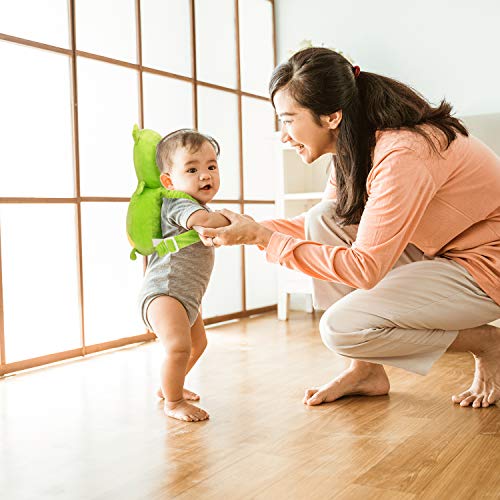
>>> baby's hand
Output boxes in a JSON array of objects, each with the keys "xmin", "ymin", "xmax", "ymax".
[{"xmin": 192, "ymin": 226, "xmax": 215, "ymax": 247}]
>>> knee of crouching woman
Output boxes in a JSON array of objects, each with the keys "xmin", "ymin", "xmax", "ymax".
[{"xmin": 319, "ymin": 304, "xmax": 358, "ymax": 356}]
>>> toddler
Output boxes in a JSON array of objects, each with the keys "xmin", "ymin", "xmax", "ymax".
[{"xmin": 138, "ymin": 129, "xmax": 229, "ymax": 422}]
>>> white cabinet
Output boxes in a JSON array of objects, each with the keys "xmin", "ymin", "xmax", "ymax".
[{"xmin": 272, "ymin": 133, "xmax": 332, "ymax": 320}]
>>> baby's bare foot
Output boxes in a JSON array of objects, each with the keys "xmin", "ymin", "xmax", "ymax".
[
  {"xmin": 303, "ymin": 362, "xmax": 390, "ymax": 406},
  {"xmin": 156, "ymin": 387, "xmax": 200, "ymax": 401},
  {"xmin": 164, "ymin": 399, "xmax": 209, "ymax": 422},
  {"xmin": 452, "ymin": 325, "xmax": 500, "ymax": 408}
]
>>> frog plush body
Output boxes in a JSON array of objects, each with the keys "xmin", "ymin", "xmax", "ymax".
[
  {"xmin": 127, "ymin": 125, "xmax": 167, "ymax": 260},
  {"xmin": 127, "ymin": 125, "xmax": 201, "ymax": 260}
]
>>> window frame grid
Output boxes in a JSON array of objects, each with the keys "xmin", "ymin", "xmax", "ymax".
[{"xmin": 0, "ymin": 0, "xmax": 277, "ymax": 376}]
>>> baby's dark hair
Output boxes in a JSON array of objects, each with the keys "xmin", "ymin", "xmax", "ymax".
[{"xmin": 155, "ymin": 128, "xmax": 220, "ymax": 173}]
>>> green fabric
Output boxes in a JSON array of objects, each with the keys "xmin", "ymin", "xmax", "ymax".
[
  {"xmin": 163, "ymin": 189, "xmax": 199, "ymax": 204},
  {"xmin": 155, "ymin": 229, "xmax": 201, "ymax": 257},
  {"xmin": 126, "ymin": 125, "xmax": 201, "ymax": 260}
]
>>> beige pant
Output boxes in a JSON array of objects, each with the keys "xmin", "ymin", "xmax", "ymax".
[{"xmin": 306, "ymin": 201, "xmax": 500, "ymax": 375}]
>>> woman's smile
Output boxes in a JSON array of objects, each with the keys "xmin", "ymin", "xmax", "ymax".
[{"xmin": 273, "ymin": 89, "xmax": 338, "ymax": 163}]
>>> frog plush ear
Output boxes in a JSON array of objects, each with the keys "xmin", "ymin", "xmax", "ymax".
[
  {"xmin": 126, "ymin": 125, "xmax": 166, "ymax": 260},
  {"xmin": 132, "ymin": 124, "xmax": 163, "ymax": 189}
]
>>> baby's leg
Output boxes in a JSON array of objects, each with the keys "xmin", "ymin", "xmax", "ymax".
[
  {"xmin": 184, "ymin": 313, "xmax": 208, "ymax": 400},
  {"xmin": 156, "ymin": 311, "xmax": 207, "ymax": 401},
  {"xmin": 147, "ymin": 296, "xmax": 209, "ymax": 422},
  {"xmin": 186, "ymin": 312, "xmax": 208, "ymax": 373}
]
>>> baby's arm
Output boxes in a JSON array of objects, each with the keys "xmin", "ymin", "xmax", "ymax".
[{"xmin": 186, "ymin": 209, "xmax": 230, "ymax": 229}]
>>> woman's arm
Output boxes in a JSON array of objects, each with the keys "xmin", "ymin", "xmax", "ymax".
[
  {"xmin": 259, "ymin": 214, "xmax": 305, "ymax": 239},
  {"xmin": 266, "ymin": 148, "xmax": 437, "ymax": 289}
]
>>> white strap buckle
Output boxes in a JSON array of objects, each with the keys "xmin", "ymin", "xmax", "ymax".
[
  {"xmin": 153, "ymin": 237, "xmax": 179, "ymax": 254},
  {"xmin": 166, "ymin": 237, "xmax": 180, "ymax": 253}
]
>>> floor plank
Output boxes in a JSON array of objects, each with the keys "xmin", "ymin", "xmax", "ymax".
[
  {"xmin": 0, "ymin": 311, "xmax": 498, "ymax": 499},
  {"xmin": 418, "ymin": 434, "xmax": 500, "ymax": 500}
]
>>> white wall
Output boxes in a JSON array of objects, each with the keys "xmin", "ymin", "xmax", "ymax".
[{"xmin": 275, "ymin": 0, "xmax": 500, "ymax": 116}]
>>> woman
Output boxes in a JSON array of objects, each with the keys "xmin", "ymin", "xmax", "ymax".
[{"xmin": 197, "ymin": 48, "xmax": 500, "ymax": 408}]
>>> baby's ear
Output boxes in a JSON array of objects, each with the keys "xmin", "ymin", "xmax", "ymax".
[{"xmin": 160, "ymin": 173, "xmax": 173, "ymax": 189}]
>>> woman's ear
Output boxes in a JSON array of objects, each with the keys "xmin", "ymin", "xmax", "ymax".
[
  {"xmin": 322, "ymin": 110, "xmax": 342, "ymax": 130},
  {"xmin": 160, "ymin": 172, "xmax": 173, "ymax": 189}
]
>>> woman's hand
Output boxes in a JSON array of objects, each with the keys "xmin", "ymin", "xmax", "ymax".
[{"xmin": 192, "ymin": 209, "xmax": 273, "ymax": 248}]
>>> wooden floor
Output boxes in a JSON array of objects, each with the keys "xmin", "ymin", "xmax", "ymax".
[{"xmin": 1, "ymin": 311, "xmax": 499, "ymax": 500}]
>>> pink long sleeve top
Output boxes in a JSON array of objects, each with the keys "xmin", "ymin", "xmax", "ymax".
[{"xmin": 261, "ymin": 128, "xmax": 500, "ymax": 306}]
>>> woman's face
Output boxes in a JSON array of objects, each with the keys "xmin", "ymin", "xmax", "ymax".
[{"xmin": 273, "ymin": 89, "xmax": 341, "ymax": 164}]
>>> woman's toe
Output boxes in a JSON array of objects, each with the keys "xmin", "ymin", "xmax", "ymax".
[
  {"xmin": 472, "ymin": 396, "xmax": 483, "ymax": 408},
  {"xmin": 487, "ymin": 391, "xmax": 499, "ymax": 405},
  {"xmin": 303, "ymin": 388, "xmax": 317, "ymax": 404},
  {"xmin": 306, "ymin": 390, "xmax": 325, "ymax": 406},
  {"xmin": 452, "ymin": 390, "xmax": 471, "ymax": 403},
  {"xmin": 460, "ymin": 395, "xmax": 477, "ymax": 407}
]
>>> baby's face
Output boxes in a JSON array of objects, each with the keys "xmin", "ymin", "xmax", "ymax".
[{"xmin": 163, "ymin": 141, "xmax": 220, "ymax": 204}]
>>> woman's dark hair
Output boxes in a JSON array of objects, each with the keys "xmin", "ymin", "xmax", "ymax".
[{"xmin": 269, "ymin": 47, "xmax": 468, "ymax": 225}]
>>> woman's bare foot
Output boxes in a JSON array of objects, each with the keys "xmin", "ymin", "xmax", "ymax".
[
  {"xmin": 156, "ymin": 387, "xmax": 200, "ymax": 401},
  {"xmin": 303, "ymin": 360, "xmax": 390, "ymax": 406},
  {"xmin": 164, "ymin": 399, "xmax": 209, "ymax": 422},
  {"xmin": 451, "ymin": 325, "xmax": 500, "ymax": 408}
]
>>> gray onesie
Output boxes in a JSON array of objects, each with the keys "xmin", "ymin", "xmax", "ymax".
[{"xmin": 138, "ymin": 196, "xmax": 214, "ymax": 329}]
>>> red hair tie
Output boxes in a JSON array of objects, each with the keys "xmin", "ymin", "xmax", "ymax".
[{"xmin": 353, "ymin": 65, "xmax": 360, "ymax": 78}]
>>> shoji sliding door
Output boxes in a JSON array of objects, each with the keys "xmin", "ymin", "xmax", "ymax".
[{"xmin": 0, "ymin": 0, "xmax": 278, "ymax": 375}]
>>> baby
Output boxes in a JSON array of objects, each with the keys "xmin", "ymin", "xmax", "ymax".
[{"xmin": 138, "ymin": 129, "xmax": 229, "ymax": 422}]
